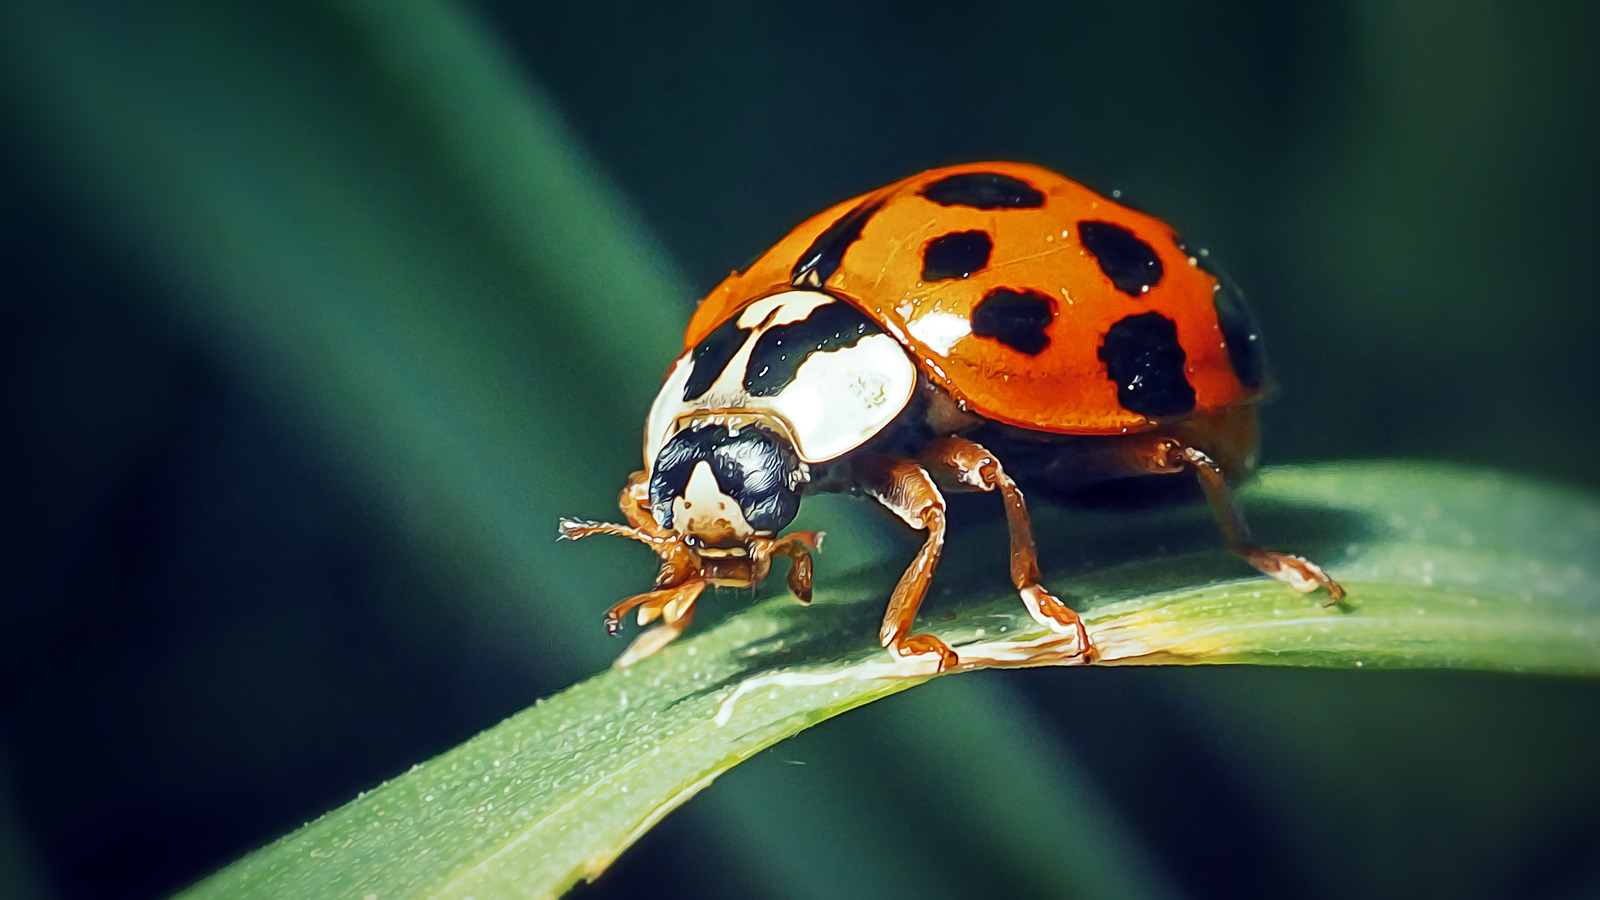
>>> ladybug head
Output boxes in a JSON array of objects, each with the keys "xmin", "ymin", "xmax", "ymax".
[{"xmin": 648, "ymin": 423, "xmax": 803, "ymax": 549}]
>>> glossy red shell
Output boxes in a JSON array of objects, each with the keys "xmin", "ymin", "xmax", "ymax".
[{"xmin": 684, "ymin": 162, "xmax": 1263, "ymax": 435}]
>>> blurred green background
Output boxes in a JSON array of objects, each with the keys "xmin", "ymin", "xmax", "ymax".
[{"xmin": 1, "ymin": 1, "xmax": 1597, "ymax": 898}]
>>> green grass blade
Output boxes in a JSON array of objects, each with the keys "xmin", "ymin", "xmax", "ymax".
[
  {"xmin": 179, "ymin": 463, "xmax": 1600, "ymax": 899},
  {"xmin": 3, "ymin": 1, "xmax": 1153, "ymax": 893}
]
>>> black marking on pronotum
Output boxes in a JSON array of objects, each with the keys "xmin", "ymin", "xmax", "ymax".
[
  {"xmin": 1178, "ymin": 238, "xmax": 1265, "ymax": 390},
  {"xmin": 790, "ymin": 199, "xmax": 886, "ymax": 287},
  {"xmin": 1078, "ymin": 220, "xmax": 1163, "ymax": 297},
  {"xmin": 744, "ymin": 300, "xmax": 882, "ymax": 397},
  {"xmin": 1098, "ymin": 312, "xmax": 1195, "ymax": 418},
  {"xmin": 648, "ymin": 425, "xmax": 801, "ymax": 534},
  {"xmin": 922, "ymin": 231, "xmax": 993, "ymax": 281},
  {"xmin": 919, "ymin": 172, "xmax": 1045, "ymax": 210},
  {"xmin": 971, "ymin": 288, "xmax": 1055, "ymax": 355},
  {"xmin": 681, "ymin": 316, "xmax": 751, "ymax": 401}
]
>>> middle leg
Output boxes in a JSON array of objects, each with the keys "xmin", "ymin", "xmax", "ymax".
[{"xmin": 921, "ymin": 435, "xmax": 1095, "ymax": 660}]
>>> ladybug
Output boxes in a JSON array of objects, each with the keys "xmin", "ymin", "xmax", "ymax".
[{"xmin": 560, "ymin": 161, "xmax": 1343, "ymax": 670}]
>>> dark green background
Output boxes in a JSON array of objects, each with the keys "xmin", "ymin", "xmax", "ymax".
[{"xmin": 2, "ymin": 1, "xmax": 1597, "ymax": 898}]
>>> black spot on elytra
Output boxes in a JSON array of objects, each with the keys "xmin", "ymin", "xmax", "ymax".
[
  {"xmin": 744, "ymin": 300, "xmax": 883, "ymax": 397},
  {"xmin": 922, "ymin": 231, "xmax": 993, "ymax": 281},
  {"xmin": 920, "ymin": 172, "xmax": 1045, "ymax": 210},
  {"xmin": 790, "ymin": 199, "xmax": 885, "ymax": 287},
  {"xmin": 1098, "ymin": 312, "xmax": 1195, "ymax": 418},
  {"xmin": 681, "ymin": 316, "xmax": 751, "ymax": 401},
  {"xmin": 1215, "ymin": 285, "xmax": 1265, "ymax": 389},
  {"xmin": 971, "ymin": 288, "xmax": 1054, "ymax": 355},
  {"xmin": 1179, "ymin": 239, "xmax": 1266, "ymax": 390},
  {"xmin": 1079, "ymin": 220, "xmax": 1163, "ymax": 297},
  {"xmin": 649, "ymin": 425, "xmax": 801, "ymax": 534}
]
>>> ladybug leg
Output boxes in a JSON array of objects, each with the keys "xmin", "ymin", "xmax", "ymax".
[
  {"xmin": 854, "ymin": 455, "xmax": 960, "ymax": 672},
  {"xmin": 921, "ymin": 436, "xmax": 1096, "ymax": 661},
  {"xmin": 560, "ymin": 469, "xmax": 707, "ymax": 633},
  {"xmin": 610, "ymin": 577, "xmax": 709, "ymax": 667},
  {"xmin": 761, "ymin": 531, "xmax": 822, "ymax": 604},
  {"xmin": 1147, "ymin": 440, "xmax": 1345, "ymax": 604}
]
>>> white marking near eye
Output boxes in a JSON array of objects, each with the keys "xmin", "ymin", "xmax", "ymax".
[
  {"xmin": 906, "ymin": 311, "xmax": 971, "ymax": 355},
  {"xmin": 644, "ymin": 352, "xmax": 695, "ymax": 469},
  {"xmin": 671, "ymin": 460, "xmax": 753, "ymax": 543}
]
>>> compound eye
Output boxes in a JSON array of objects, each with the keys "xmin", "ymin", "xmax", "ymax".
[{"xmin": 712, "ymin": 429, "xmax": 801, "ymax": 534}]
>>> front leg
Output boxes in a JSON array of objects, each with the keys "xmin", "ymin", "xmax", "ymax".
[
  {"xmin": 609, "ymin": 577, "xmax": 709, "ymax": 667},
  {"xmin": 921, "ymin": 436, "xmax": 1095, "ymax": 660},
  {"xmin": 749, "ymin": 531, "xmax": 824, "ymax": 604},
  {"xmin": 558, "ymin": 469, "xmax": 705, "ymax": 654},
  {"xmin": 853, "ymin": 455, "xmax": 959, "ymax": 672}
]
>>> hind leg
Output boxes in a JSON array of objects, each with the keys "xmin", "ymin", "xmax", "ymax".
[{"xmin": 1142, "ymin": 439, "xmax": 1345, "ymax": 602}]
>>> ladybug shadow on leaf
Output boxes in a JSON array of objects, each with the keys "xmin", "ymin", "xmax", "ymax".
[{"xmin": 684, "ymin": 487, "xmax": 1370, "ymax": 684}]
